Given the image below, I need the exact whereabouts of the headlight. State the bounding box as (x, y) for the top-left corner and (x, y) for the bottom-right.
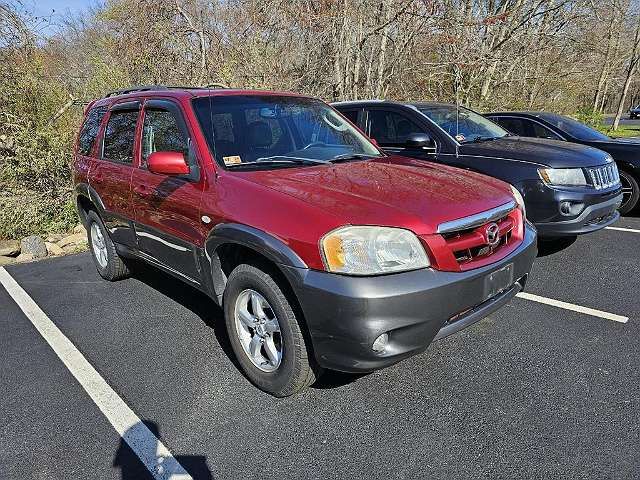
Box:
(538, 168), (587, 186)
(320, 226), (430, 275)
(510, 184), (526, 218)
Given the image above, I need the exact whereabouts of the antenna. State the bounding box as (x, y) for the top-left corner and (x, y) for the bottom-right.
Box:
(454, 63), (460, 159)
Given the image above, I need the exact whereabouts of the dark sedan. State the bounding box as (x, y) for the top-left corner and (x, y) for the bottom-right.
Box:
(486, 111), (639, 214)
(333, 101), (623, 239)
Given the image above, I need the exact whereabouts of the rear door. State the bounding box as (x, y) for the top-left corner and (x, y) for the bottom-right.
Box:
(131, 98), (206, 284)
(89, 101), (140, 247)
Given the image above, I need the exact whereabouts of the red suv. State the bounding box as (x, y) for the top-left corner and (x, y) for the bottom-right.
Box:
(73, 86), (537, 396)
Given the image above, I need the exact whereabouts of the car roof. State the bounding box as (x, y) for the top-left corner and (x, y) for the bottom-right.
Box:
(88, 86), (317, 110)
(332, 99), (457, 109)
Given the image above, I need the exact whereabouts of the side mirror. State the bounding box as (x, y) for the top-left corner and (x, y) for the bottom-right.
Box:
(405, 133), (435, 149)
(147, 151), (190, 175)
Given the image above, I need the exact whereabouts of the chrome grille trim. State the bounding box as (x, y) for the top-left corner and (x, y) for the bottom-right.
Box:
(588, 163), (620, 190)
(437, 201), (517, 234)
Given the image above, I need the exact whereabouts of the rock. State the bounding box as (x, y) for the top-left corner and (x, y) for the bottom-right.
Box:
(46, 233), (64, 243)
(45, 242), (65, 256)
(73, 224), (86, 234)
(57, 232), (87, 248)
(0, 239), (20, 257)
(0, 255), (16, 266)
(20, 235), (47, 258)
(16, 253), (34, 263)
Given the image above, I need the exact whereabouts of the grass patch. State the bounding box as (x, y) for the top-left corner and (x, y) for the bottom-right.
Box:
(597, 124), (640, 138)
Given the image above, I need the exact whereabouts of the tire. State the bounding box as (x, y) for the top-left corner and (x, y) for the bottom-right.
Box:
(619, 170), (640, 215)
(223, 263), (319, 397)
(86, 210), (130, 281)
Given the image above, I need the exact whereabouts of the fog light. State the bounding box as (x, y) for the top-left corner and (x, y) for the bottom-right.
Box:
(372, 333), (389, 353)
(559, 201), (584, 216)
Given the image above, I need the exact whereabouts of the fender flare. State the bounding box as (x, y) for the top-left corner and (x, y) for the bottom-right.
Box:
(204, 223), (308, 302)
(75, 182), (106, 221)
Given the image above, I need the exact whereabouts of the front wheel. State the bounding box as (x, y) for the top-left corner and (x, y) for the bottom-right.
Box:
(619, 170), (639, 215)
(223, 263), (320, 397)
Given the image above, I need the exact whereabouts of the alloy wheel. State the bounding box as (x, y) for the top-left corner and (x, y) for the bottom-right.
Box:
(90, 222), (108, 268)
(233, 289), (283, 372)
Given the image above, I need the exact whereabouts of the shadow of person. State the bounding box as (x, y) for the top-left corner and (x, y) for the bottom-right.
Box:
(113, 420), (213, 480)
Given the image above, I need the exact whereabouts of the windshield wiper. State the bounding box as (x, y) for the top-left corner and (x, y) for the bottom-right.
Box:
(226, 156), (330, 168)
(330, 153), (380, 163)
(464, 136), (503, 144)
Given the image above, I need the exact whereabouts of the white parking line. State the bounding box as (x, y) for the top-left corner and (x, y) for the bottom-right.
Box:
(516, 291), (629, 324)
(605, 226), (640, 234)
(0, 267), (193, 480)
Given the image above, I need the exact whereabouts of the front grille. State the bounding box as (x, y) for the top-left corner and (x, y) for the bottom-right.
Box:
(587, 163), (620, 190)
(442, 212), (515, 265)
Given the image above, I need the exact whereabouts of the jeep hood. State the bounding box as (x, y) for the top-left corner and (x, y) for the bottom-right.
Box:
(459, 136), (611, 168)
(238, 156), (514, 235)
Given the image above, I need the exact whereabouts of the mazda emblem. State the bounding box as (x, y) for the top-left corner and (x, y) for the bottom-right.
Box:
(485, 223), (500, 246)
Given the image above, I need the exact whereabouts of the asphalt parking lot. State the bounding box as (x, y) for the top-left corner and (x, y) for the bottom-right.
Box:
(1, 217), (639, 480)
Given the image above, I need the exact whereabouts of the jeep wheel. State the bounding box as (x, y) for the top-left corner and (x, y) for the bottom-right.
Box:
(619, 170), (639, 215)
(86, 210), (130, 281)
(223, 263), (320, 397)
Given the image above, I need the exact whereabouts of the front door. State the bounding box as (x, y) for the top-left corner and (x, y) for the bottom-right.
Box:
(131, 99), (206, 284)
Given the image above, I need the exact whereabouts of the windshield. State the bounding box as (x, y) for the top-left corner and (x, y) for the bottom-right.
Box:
(418, 105), (509, 143)
(192, 95), (380, 168)
(536, 113), (610, 141)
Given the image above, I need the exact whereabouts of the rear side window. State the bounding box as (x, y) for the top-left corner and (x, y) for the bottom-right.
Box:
(77, 106), (107, 156)
(492, 117), (527, 136)
(102, 110), (139, 163)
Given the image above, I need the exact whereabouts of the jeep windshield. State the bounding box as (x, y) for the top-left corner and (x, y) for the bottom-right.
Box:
(192, 95), (381, 169)
(418, 105), (509, 144)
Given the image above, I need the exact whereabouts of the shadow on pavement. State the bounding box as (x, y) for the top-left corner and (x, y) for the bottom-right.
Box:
(128, 261), (364, 391)
(128, 261), (240, 372)
(536, 236), (577, 257)
(113, 420), (213, 479)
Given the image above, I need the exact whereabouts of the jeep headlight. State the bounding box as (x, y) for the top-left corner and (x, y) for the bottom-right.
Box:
(538, 168), (587, 186)
(320, 226), (430, 275)
(510, 184), (526, 218)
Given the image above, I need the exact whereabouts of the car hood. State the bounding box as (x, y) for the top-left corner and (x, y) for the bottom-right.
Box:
(459, 136), (611, 168)
(237, 156), (514, 235)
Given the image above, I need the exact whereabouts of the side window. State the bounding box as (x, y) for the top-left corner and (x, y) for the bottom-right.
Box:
(77, 106), (107, 156)
(340, 109), (360, 125)
(367, 110), (425, 146)
(142, 108), (189, 164)
(102, 110), (139, 163)
(492, 117), (527, 136)
(529, 121), (562, 140)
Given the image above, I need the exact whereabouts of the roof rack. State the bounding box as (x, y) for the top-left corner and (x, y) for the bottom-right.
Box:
(103, 83), (230, 98)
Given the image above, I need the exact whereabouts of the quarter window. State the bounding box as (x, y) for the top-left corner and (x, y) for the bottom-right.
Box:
(102, 110), (139, 163)
(78, 106), (107, 156)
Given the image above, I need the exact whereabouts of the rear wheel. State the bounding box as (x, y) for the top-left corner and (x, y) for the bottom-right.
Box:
(619, 170), (639, 215)
(86, 210), (130, 281)
(223, 263), (320, 397)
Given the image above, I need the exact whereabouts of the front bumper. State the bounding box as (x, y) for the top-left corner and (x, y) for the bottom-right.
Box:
(534, 192), (622, 237)
(282, 224), (537, 373)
